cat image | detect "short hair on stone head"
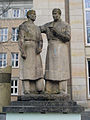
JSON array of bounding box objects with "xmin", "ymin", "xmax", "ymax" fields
[
  {"xmin": 52, "ymin": 8, "xmax": 61, "ymax": 15},
  {"xmin": 27, "ymin": 10, "xmax": 36, "ymax": 18}
]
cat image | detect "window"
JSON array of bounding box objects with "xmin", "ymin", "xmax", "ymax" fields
[
  {"xmin": 12, "ymin": 28, "xmax": 18, "ymax": 41},
  {"xmin": 11, "ymin": 53, "xmax": 19, "ymax": 68},
  {"xmin": 0, "ymin": 53, "xmax": 7, "ymax": 68},
  {"xmin": 11, "ymin": 79, "xmax": 18, "ymax": 95},
  {"xmin": 24, "ymin": 9, "xmax": 30, "ymax": 18},
  {"xmin": 0, "ymin": 28, "xmax": 8, "ymax": 42},
  {"xmin": 84, "ymin": 0, "xmax": 90, "ymax": 44},
  {"xmin": 87, "ymin": 59, "xmax": 90, "ymax": 97},
  {"xmin": 13, "ymin": 9, "xmax": 20, "ymax": 18}
]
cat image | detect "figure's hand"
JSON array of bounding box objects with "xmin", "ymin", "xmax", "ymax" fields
[
  {"xmin": 49, "ymin": 27, "xmax": 56, "ymax": 35},
  {"xmin": 21, "ymin": 53, "xmax": 26, "ymax": 59},
  {"xmin": 36, "ymin": 48, "xmax": 42, "ymax": 54}
]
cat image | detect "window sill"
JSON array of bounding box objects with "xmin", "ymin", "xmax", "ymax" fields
[
  {"xmin": 0, "ymin": 41, "xmax": 8, "ymax": 43},
  {"xmin": 12, "ymin": 67, "xmax": 19, "ymax": 69},
  {"xmin": 11, "ymin": 94, "xmax": 18, "ymax": 96},
  {"xmin": 11, "ymin": 41, "xmax": 18, "ymax": 43},
  {"xmin": 0, "ymin": 66, "xmax": 7, "ymax": 69}
]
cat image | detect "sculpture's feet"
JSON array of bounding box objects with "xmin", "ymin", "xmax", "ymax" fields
[{"xmin": 24, "ymin": 90, "xmax": 30, "ymax": 94}]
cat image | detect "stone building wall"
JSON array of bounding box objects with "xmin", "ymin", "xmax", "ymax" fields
[{"xmin": 69, "ymin": 0, "xmax": 87, "ymax": 106}]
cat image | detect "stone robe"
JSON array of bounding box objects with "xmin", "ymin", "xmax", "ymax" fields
[
  {"xmin": 40, "ymin": 19, "xmax": 71, "ymax": 81},
  {"xmin": 18, "ymin": 21, "xmax": 43, "ymax": 80}
]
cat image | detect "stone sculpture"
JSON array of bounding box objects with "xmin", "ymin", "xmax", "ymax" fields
[
  {"xmin": 40, "ymin": 8, "xmax": 71, "ymax": 93},
  {"xmin": 18, "ymin": 10, "xmax": 44, "ymax": 94}
]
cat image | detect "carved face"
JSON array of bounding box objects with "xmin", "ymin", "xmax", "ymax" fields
[
  {"xmin": 52, "ymin": 11, "xmax": 61, "ymax": 22},
  {"xmin": 28, "ymin": 11, "xmax": 36, "ymax": 22}
]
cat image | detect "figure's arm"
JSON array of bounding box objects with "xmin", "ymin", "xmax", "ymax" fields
[
  {"xmin": 50, "ymin": 24, "xmax": 71, "ymax": 43},
  {"xmin": 36, "ymin": 27, "xmax": 43, "ymax": 54},
  {"xmin": 18, "ymin": 25, "xmax": 26, "ymax": 59}
]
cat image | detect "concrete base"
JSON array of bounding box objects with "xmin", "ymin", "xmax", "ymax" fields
[
  {"xmin": 6, "ymin": 113, "xmax": 81, "ymax": 120},
  {"xmin": 0, "ymin": 113, "xmax": 6, "ymax": 120}
]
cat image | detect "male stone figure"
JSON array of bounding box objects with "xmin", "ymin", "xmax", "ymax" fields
[
  {"xmin": 18, "ymin": 10, "xmax": 44, "ymax": 94},
  {"xmin": 40, "ymin": 8, "xmax": 71, "ymax": 94}
]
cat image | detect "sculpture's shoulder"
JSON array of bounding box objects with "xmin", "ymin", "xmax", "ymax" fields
[
  {"xmin": 19, "ymin": 21, "xmax": 28, "ymax": 30},
  {"xmin": 44, "ymin": 21, "xmax": 53, "ymax": 27},
  {"xmin": 61, "ymin": 20, "xmax": 70, "ymax": 28}
]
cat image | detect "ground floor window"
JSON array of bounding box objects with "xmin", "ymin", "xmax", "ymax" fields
[
  {"xmin": 11, "ymin": 78, "xmax": 18, "ymax": 95},
  {"xmin": 87, "ymin": 59, "xmax": 90, "ymax": 97}
]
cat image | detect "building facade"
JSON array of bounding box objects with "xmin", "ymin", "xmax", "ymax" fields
[{"xmin": 0, "ymin": 0, "xmax": 90, "ymax": 107}]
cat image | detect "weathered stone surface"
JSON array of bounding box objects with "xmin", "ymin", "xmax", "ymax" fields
[
  {"xmin": 0, "ymin": 66, "xmax": 11, "ymax": 113},
  {"xmin": 81, "ymin": 111, "xmax": 90, "ymax": 120},
  {"xmin": 0, "ymin": 74, "xmax": 11, "ymax": 83},
  {"xmin": 3, "ymin": 94, "xmax": 84, "ymax": 113},
  {"xmin": 18, "ymin": 94, "xmax": 70, "ymax": 101},
  {"xmin": 18, "ymin": 10, "xmax": 44, "ymax": 94}
]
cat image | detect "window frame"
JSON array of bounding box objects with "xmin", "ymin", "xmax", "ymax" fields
[
  {"xmin": 24, "ymin": 9, "xmax": 30, "ymax": 18},
  {"xmin": 0, "ymin": 53, "xmax": 7, "ymax": 68},
  {"xmin": 84, "ymin": 0, "xmax": 90, "ymax": 45},
  {"xmin": 12, "ymin": 28, "xmax": 18, "ymax": 42},
  {"xmin": 13, "ymin": 9, "xmax": 20, "ymax": 18},
  {"xmin": 11, "ymin": 53, "xmax": 19, "ymax": 68},
  {"xmin": 0, "ymin": 28, "xmax": 8, "ymax": 42},
  {"xmin": 86, "ymin": 58, "xmax": 90, "ymax": 98},
  {"xmin": 11, "ymin": 78, "xmax": 18, "ymax": 96}
]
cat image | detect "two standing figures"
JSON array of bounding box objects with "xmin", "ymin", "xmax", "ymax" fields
[{"xmin": 18, "ymin": 8, "xmax": 71, "ymax": 94}]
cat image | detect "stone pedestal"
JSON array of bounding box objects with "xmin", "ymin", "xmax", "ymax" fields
[
  {"xmin": 0, "ymin": 66, "xmax": 11, "ymax": 113},
  {"xmin": 3, "ymin": 94, "xmax": 84, "ymax": 114}
]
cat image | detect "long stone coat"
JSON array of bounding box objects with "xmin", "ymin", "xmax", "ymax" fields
[
  {"xmin": 40, "ymin": 19, "xmax": 71, "ymax": 81},
  {"xmin": 18, "ymin": 20, "xmax": 43, "ymax": 80}
]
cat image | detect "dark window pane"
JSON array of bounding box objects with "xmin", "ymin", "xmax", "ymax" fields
[
  {"xmin": 85, "ymin": 0, "xmax": 90, "ymax": 8},
  {"xmin": 89, "ymin": 78, "xmax": 90, "ymax": 95},
  {"xmin": 12, "ymin": 36, "xmax": 15, "ymax": 41},
  {"xmin": 11, "ymin": 88, "xmax": 13, "ymax": 93},
  {"xmin": 16, "ymin": 61, "xmax": 18, "ymax": 67},
  {"xmin": 86, "ymin": 11, "xmax": 90, "ymax": 26},
  {"xmin": 4, "ymin": 54, "xmax": 6, "ymax": 59},
  {"xmin": 11, "ymin": 81, "xmax": 13, "ymax": 86},
  {"xmin": 1, "ymin": 29, "xmax": 3, "ymax": 34},
  {"xmin": 3, "ymin": 61, "xmax": 6, "ymax": 66},
  {"xmin": 12, "ymin": 28, "xmax": 15, "ymax": 34},
  {"xmin": 87, "ymin": 27, "xmax": 90, "ymax": 43},
  {"xmin": 5, "ymin": 29, "xmax": 7, "ymax": 34},
  {"xmin": 12, "ymin": 60, "xmax": 14, "ymax": 67},
  {"xmin": 15, "ymin": 88, "xmax": 17, "ymax": 93},
  {"xmin": 0, "ymin": 61, "xmax": 2, "ymax": 67},
  {"xmin": 1, "ymin": 35, "xmax": 3, "ymax": 41},
  {"xmin": 12, "ymin": 54, "xmax": 14, "ymax": 59},
  {"xmin": 16, "ymin": 54, "xmax": 18, "ymax": 59},
  {"xmin": 0, "ymin": 54, "xmax": 2, "ymax": 59},
  {"xmin": 88, "ymin": 61, "xmax": 90, "ymax": 77},
  {"xmin": 15, "ymin": 80, "xmax": 17, "ymax": 86},
  {"xmin": 16, "ymin": 35, "xmax": 18, "ymax": 41}
]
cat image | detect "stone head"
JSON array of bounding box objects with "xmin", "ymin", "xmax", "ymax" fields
[
  {"xmin": 27, "ymin": 10, "xmax": 36, "ymax": 22},
  {"xmin": 52, "ymin": 8, "xmax": 61, "ymax": 22}
]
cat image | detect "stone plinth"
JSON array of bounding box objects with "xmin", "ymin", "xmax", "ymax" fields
[
  {"xmin": 3, "ymin": 94, "xmax": 84, "ymax": 113},
  {"xmin": 0, "ymin": 66, "xmax": 11, "ymax": 113}
]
